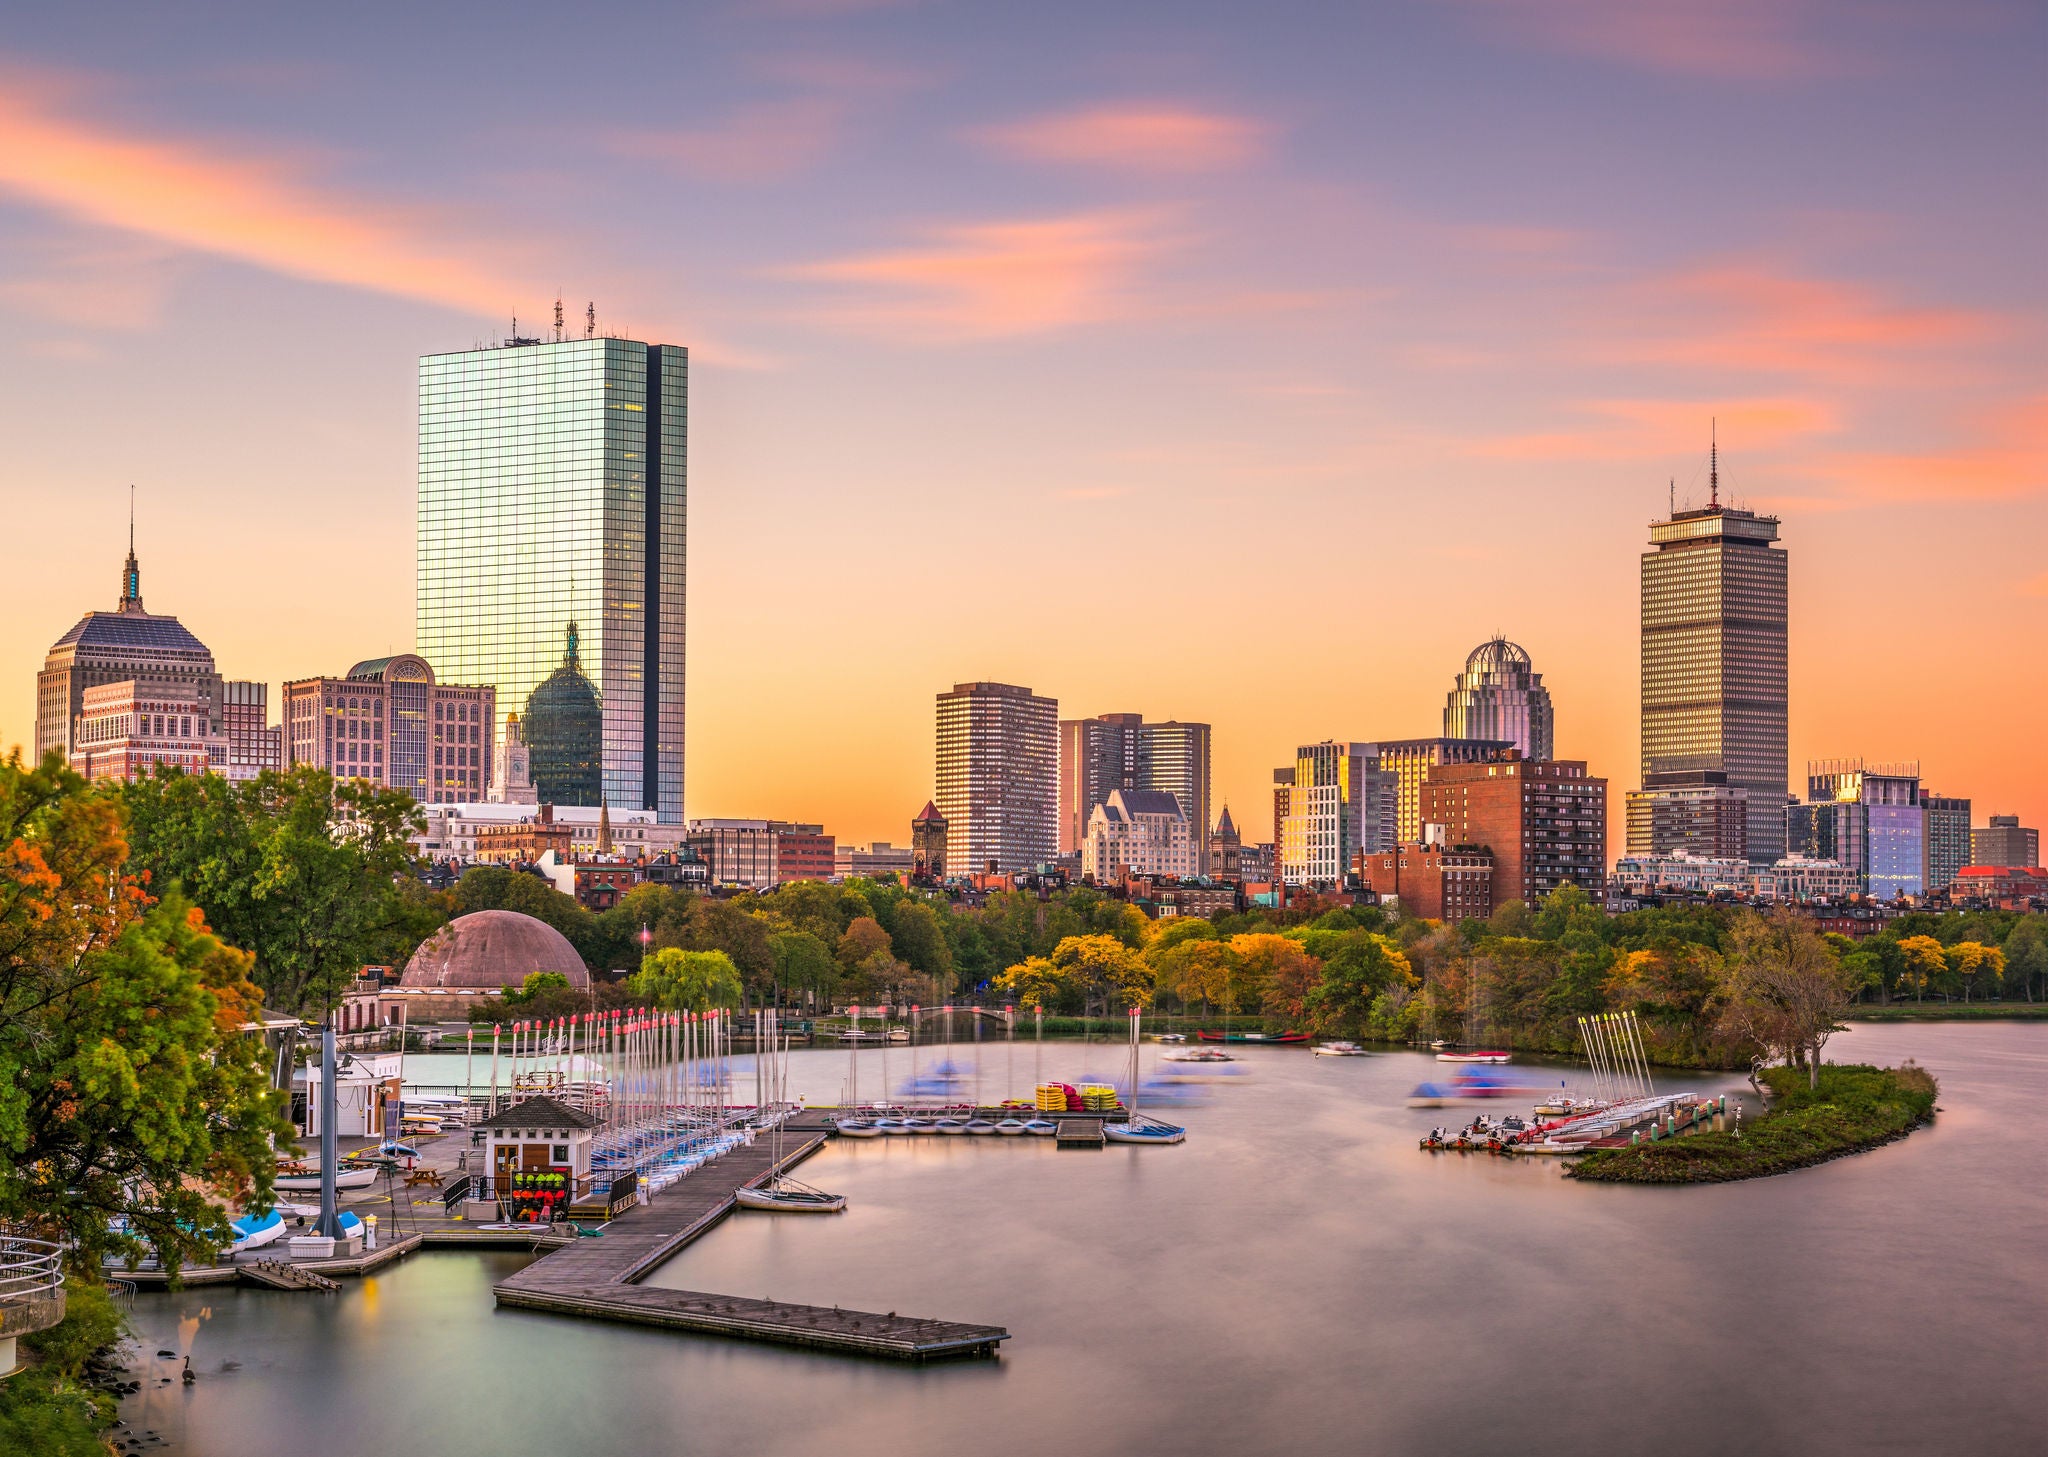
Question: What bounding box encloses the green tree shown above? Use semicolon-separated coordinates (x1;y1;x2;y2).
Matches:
889;899;956;990
2002;917;2048;1002
121;765;430;1012
767;929;839;1006
0;753;293;1271
628;947;742;1013
837;916;893;975
505;970;572;1005
1306;934;1414;1034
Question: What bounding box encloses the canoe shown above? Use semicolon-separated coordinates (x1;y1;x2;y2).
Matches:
1196;1030;1308;1044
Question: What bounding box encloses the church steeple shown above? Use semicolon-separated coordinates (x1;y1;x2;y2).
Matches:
118;488;144;613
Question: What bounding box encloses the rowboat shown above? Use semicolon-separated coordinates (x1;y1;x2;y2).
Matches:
1435;1050;1511;1064
994;1119;1027;1136
1022;1119;1057;1136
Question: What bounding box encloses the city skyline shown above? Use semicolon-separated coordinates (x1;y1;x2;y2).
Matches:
1;3;2042;848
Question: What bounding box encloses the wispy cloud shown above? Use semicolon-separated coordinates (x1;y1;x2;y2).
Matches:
1474;396;1837;461
609;98;846;182
0;226;184;331
975;105;1269;173
1805;396;2047;504
1610;264;1991;385
1453;0;1845;80
779;210;1171;340
0;79;539;317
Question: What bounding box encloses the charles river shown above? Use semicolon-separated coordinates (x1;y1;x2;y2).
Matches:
119;1023;2046;1456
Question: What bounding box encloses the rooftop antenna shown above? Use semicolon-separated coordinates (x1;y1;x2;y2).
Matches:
1710;419;1720;508
129;483;135;555
586;301;596;338
554;296;565;342
1669;476;1675;517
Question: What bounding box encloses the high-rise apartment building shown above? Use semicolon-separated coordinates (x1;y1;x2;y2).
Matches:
1420;758;1607;906
283;654;495;801
1638;455;1786;863
1921;794;1972;894
1364;737;1511;845
417;332;686;821
1058;714;1212;873
1624;771;1748;860
1972;815;2040;869
220;680;282;783
936;682;1057;873
1277;741;1397;886
38;536;222;764
1444;638;1553;762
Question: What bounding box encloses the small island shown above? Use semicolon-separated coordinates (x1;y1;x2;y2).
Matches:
1567;1061;1938;1184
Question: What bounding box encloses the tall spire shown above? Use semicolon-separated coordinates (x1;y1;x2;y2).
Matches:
563;620;580;668
118;486;144;612
1709;419;1719;508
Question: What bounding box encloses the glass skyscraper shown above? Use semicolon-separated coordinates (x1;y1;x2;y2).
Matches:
418;335;686;821
1639;476;1786;864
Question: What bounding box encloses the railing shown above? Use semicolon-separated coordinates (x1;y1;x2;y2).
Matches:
0;1235;66;1341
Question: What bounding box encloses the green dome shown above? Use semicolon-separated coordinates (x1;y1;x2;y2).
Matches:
525;622;602;807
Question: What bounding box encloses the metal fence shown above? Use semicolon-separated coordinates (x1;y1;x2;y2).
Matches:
0;1235;66;1342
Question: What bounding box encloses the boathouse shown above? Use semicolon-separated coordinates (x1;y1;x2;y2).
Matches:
476;1096;599;1223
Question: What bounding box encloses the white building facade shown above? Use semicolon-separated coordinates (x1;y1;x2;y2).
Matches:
1083;788;1197;882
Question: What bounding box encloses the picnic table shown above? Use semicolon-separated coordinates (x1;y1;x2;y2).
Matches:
401;1168;443;1188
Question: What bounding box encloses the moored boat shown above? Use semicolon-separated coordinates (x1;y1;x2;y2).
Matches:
227;1208;286;1253
1436;1050;1512;1064
274;1165;378;1192
935;1118;967;1135
736;1180;847;1213
902;1117;937;1135
964;1118;998;1135
1022;1119;1057;1136
1162;1047;1235;1063
1313;1041;1367;1056
1105;1117;1185;1144
1196;1030;1308;1044
994;1118;1027;1136
834;1117;882;1138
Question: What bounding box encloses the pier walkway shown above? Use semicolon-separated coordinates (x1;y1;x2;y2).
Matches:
494;1130;1009;1361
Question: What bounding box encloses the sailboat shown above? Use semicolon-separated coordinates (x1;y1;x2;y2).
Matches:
1105;1008;1186;1145
835;1015;881;1137
736;1011;848;1213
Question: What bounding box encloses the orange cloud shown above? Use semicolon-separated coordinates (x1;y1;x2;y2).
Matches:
1805;396;2048;503
1454;0;1841;80
780;211;1169;339
1474;396;1837;461
1612;264;1991;385
0;79;539;318
610;98;846;182
976;105;1268;172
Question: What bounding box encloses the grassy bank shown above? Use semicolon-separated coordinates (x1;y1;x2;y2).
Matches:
1846;1003;2048;1022
1566;1062;1938;1185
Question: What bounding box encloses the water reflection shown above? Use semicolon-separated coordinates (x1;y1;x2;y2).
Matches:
123;1024;2047;1457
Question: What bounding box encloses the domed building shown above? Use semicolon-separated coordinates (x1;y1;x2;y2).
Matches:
524;622;603;807
400;909;591;991
1444;637;1554;762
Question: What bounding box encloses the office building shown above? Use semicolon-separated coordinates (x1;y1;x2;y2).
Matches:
1444;638;1553;762
936;682;1057;873
282;654;495;801
1364;738;1512;846
1420;758;1607;906
1357;844;1495;921
1921;794;1972;894
417;331;687;822
1800;761;1924;898
687;820;781;890
1277;742;1398;886
1972;815;2040;869
837;842;916;880
1638;453;1787;863
69;680;225;783
38;532;222;764
773;823;836;885
220;680;282;782
911;801;948;880
1083;788;1196;883
1058;714;1212;875
416;801;681;865
1624;771;1748;860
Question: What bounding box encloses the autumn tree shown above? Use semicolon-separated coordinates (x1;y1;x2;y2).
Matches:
1049;934;1155;1014
993;955;1075;1012
1718;909;1857;1088
0;752;292;1270
1894;935;1946;1003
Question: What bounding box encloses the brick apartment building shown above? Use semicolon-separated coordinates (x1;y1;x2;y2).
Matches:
1420;757;1607;907
1356;843;1495;921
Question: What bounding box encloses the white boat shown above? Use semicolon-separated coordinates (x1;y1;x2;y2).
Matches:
1023;1119;1057;1136
1157;1033;1187;1044
994;1118;1027;1136
834;1118;883;1138
875;1118;908;1135
934;1118;967;1135
964;1119;998;1135
1108;1008;1185;1146
902;1117;937;1135
1313;1041;1367;1056
736;1180;847;1213
227;1209;286;1253
1436;1050;1512;1064
1162;1048;1235;1064
274;1166;378;1192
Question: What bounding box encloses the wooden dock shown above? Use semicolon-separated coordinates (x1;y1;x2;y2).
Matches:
494;1132;1010;1361
1056;1118;1105;1148
239;1258;339;1293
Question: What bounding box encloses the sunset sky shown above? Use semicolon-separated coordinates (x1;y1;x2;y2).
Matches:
1;1;2042;849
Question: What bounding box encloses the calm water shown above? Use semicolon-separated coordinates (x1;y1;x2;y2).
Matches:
116;1024;2047;1456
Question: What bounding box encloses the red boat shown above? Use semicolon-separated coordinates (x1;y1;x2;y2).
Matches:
1196;1030;1309;1044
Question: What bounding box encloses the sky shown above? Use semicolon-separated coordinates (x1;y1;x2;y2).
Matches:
1;0;2043;851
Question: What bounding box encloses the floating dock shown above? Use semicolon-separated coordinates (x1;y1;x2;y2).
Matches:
493;1131;1009;1361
